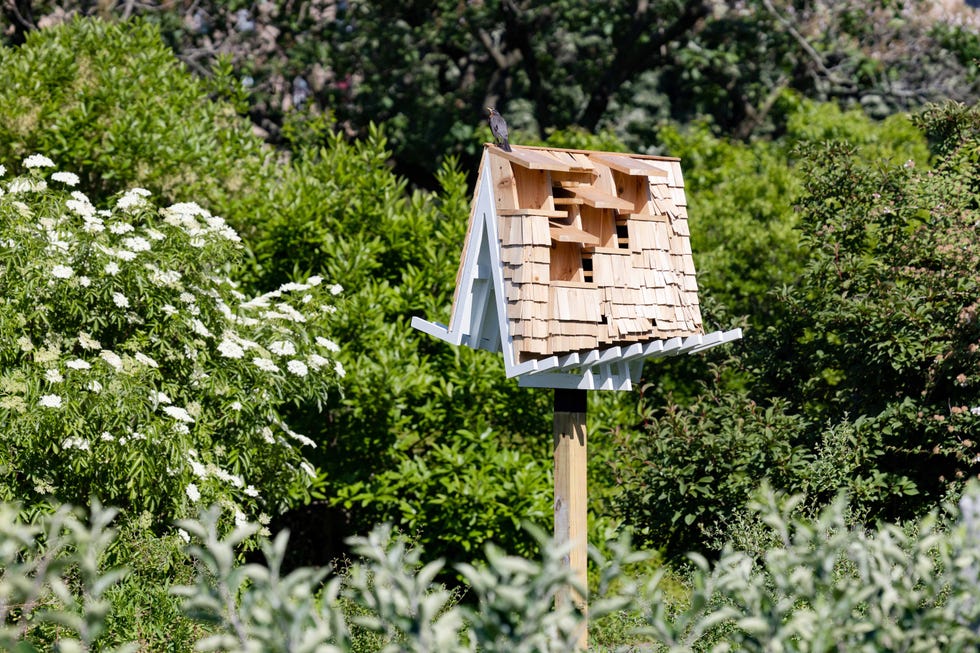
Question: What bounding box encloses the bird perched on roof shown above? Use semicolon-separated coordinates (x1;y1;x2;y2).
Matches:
486;107;512;152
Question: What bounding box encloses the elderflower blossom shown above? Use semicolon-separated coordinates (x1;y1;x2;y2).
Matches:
186;483;201;502
67;199;97;219
134;352;158;368
66;359;91;370
104;261;120;275
308;354;330;370
189;460;208;478
63;437;90;451
100;350;123;371
113;292;129;308
330;284;343;295
45;369;63;383
8;178;45;194
23;154;55;168
108;221;135;235
190;319;212;338
163;406;195;423
315;336;340;352
123;236;151;252
51;264;74;279
268;340;296;356
299;461;317;478
244;485;259;497
287;360;308;377
116;188;150;211
51;171;79;186
335;361;346;378
217;338;245;359
252;357;279;372
39;394;62;408
283;425;315;448
260;426;275;444
78;332;101;350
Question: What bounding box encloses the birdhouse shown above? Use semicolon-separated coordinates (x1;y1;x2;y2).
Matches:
411;144;741;390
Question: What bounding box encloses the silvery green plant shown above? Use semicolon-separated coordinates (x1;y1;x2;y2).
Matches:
639;482;980;652
173;513;645;653
0;155;343;525
0;500;133;652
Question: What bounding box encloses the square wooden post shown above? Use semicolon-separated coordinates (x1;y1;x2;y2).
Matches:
554;388;588;650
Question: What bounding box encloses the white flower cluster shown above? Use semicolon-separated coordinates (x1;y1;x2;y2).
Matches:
161;202;241;245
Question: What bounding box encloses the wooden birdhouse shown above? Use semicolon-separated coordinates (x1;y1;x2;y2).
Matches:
412;144;741;390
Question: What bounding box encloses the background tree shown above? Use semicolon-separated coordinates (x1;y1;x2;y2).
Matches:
3;1;977;186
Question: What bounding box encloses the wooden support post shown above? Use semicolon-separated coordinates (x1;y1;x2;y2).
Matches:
554;388;588;650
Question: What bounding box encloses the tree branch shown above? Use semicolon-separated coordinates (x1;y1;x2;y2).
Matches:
577;0;711;132
758;0;856;92
3;0;37;45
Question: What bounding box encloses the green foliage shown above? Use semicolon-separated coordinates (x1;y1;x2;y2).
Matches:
0;500;133;652
612;377;810;557
637;483;980;652
11;490;980;651
173;509;634;652
0;157;342;525
609;100;936;556
756;101;980;518
656;98;929;326
0;18;273;241
0;16;553;563
253;132;555;561
334;429;551;561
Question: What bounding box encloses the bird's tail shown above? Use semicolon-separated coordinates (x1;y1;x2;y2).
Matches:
502;138;512;152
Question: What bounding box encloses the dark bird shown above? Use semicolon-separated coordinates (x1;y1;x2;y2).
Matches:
487;107;512;152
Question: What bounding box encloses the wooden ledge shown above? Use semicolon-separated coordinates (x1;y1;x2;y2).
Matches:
489;146;571;172
498;208;569;219
556;183;633;211
590;152;670;178
550;224;600;245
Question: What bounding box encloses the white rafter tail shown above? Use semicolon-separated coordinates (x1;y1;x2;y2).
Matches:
690;328;743;353
410;317;459;345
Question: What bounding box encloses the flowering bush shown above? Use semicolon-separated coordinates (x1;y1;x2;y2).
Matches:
0;155;343;527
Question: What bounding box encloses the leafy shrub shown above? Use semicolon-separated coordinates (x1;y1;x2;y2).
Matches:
256;132;556;562
0;156;342;525
614;101;970;556
0;500;133;652
0;17;274;243
10;486;980;651
656;97;930;328
612;377;810;558
758;101;980;519
639;483;980;652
